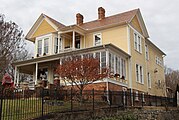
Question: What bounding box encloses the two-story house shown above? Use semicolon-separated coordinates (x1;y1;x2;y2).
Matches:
13;7;166;96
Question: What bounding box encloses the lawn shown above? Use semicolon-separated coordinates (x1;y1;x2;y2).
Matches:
1;98;71;120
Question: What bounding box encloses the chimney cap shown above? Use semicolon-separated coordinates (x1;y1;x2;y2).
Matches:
98;7;105;11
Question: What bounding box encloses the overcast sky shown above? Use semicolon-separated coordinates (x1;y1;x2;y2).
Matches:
1;0;179;70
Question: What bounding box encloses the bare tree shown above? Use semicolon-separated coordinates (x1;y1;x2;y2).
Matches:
165;66;179;92
0;14;29;81
56;56;108;102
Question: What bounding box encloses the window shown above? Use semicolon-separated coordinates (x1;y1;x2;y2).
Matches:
95;51;106;73
136;64;144;84
109;53;114;73
37;40;42;55
147;72;151;88
156;56;163;66
136;64;139;82
134;33;138;50
145;44;149;60
44;38;49;54
101;51;106;68
94;33;102;46
121;58;126;78
54;37;58;53
134;32;142;53
116;57;120;75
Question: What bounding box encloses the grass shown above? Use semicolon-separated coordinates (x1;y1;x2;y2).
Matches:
1;98;71;120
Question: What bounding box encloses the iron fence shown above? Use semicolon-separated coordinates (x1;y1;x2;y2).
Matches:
0;87;176;120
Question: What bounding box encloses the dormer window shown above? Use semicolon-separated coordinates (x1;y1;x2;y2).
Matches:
37;40;42;55
36;36;50;56
54;37;58;54
94;33;102;46
44;38;49;54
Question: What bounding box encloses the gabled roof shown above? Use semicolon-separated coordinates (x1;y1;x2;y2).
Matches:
25;13;65;41
44;14;65;28
26;8;149;41
79;9;138;30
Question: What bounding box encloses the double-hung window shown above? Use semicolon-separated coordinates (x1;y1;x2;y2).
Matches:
121;58;126;78
37;40;42;55
54;37;58;54
94;33;102;46
156;56;163;66
134;32;142;53
44;38;49;54
136;64;144;84
145;44;149;60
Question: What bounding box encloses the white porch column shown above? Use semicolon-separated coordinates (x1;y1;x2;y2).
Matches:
14;66;17;86
17;68;20;86
35;63;38;85
72;31;75;49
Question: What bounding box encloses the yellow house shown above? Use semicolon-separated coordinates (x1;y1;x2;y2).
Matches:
13;7;166;96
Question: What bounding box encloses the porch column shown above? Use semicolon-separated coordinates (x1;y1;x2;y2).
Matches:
72;31;75;49
17;68;20;86
35;63;38;85
14;66;17;86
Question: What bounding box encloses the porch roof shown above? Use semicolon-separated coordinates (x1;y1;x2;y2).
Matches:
13;43;130;67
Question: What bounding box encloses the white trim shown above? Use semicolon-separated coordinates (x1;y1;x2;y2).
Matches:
72;31;75;49
127;25;131;55
128;58;132;88
35;63;38;85
14;66;17;85
30;18;44;38
128;24;144;39
63;78;128;87
44;17;58;31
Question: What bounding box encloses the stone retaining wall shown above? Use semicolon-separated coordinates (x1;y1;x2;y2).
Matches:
34;107;179;120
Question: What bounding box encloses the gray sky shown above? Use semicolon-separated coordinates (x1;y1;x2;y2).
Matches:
1;0;179;70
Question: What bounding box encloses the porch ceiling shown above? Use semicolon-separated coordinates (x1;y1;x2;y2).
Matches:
19;64;35;75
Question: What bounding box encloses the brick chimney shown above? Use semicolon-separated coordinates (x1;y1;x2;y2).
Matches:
76;13;83;25
98;7;105;20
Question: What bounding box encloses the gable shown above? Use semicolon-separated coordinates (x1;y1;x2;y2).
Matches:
131;15;143;34
32;19;56;38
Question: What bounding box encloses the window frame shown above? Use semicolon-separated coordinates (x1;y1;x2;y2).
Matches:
136;64;144;84
44;38;49;54
145;44;149;60
93;33;102;46
147;72;151;88
37;39;42;55
134;32;142;53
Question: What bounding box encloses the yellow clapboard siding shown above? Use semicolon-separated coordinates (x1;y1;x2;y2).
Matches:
32;19;56;38
131;15;143;34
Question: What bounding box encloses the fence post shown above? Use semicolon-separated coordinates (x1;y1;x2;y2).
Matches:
0;87;4;120
141;93;143;107
133;91;135;107
41;88;44;120
70;87;73;111
92;89;94;111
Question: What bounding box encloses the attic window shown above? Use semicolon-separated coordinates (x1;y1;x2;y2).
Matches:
94;33;102;46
